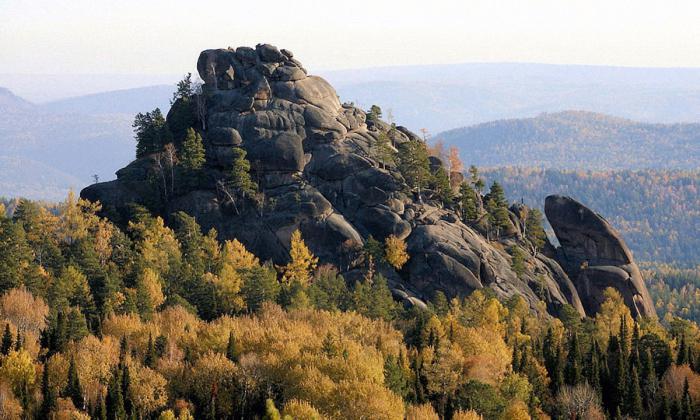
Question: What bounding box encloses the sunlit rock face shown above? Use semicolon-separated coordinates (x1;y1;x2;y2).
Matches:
83;44;662;318
545;195;656;318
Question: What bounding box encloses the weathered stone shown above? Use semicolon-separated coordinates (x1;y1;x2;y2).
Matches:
545;195;656;318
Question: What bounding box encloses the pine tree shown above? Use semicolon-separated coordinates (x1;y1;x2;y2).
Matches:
681;378;692;420
485;181;510;237
40;363;56;418
374;132;395;169
1;323;12;355
144;333;156;368
430;165;453;204
524;208;547;253
510;246;527;277
134;108;171;158
398;140;431;201
64;355;84;410
459;182;479;222
106;367;126;420
180;128;206;171
587;340;602;392
624;366;643;418
677;334;690;365
230;147;257;197
97;394;108;420
226;330;238;362
565;332;583;385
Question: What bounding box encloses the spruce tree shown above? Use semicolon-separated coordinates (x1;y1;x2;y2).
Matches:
1;323;12;355
485;181;510;237
680;378;693;420
226;330;238;362
14;331;21;351
106;368;126;420
397;140;431;201
134;108;171;158
624;366;643;418
97;394;108;420
459;182;479;222
64;355;84;410
144;333;156;368
524;208;547;253
230;147;257;197
181;128;206;171
564;332;583;385
677;335;690;365
40;363;56;418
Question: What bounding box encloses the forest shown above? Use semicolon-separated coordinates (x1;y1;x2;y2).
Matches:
481;167;700;266
0;193;699;419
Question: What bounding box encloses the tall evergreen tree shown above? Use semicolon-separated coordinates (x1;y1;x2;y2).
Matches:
484;181;510;237
1;323;12;355
64;355;84;410
144;333;156;368
133;108;171;158
397;140;431;201
564;332;583;385
106;367;126;420
226;330;238;362
459;182;479;223
180;128;206;171
40;363;56;418
624;365;643;418
230;147;257;197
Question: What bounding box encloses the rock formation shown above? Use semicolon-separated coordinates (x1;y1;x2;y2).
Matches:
545;195;656;318
82;43;650;319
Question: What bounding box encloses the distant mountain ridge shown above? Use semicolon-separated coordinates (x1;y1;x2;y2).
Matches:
438;110;700;170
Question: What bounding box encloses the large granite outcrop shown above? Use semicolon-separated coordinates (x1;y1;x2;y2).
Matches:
545;195;656;318
83;44;651;318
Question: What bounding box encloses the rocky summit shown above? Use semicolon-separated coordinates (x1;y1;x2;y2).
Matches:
82;43;654;318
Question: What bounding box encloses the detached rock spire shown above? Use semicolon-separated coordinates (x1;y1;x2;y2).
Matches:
545;195;656;318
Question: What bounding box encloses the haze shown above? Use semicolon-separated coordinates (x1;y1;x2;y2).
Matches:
3;0;700;77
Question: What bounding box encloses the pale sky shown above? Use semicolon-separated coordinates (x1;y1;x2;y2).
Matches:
2;0;700;75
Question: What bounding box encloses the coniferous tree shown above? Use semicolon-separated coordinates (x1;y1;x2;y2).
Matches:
144;333;156;368
677;335;690;365
1;323;12;355
180;128;206;171
430;166;453;204
97;394;108;420
40;363;56;418
564;332;583;385
398;140;431;201
13;331;21;351
106;367;126;420
624;365;643;418
134;108;171;158
226;330;238;362
459;182;479;223
524;208;547;253
64;355;84;410
510;246;527;277
641;348;657;410
681;378;692;420
484;181;510;237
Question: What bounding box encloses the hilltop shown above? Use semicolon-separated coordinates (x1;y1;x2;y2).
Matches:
438;111;700;170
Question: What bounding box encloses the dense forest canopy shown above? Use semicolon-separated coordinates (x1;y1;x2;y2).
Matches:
481;167;700;267
0;193;699;420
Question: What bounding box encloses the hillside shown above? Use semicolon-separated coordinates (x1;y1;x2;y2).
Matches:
482;167;700;266
438;111;700;170
0;87;167;199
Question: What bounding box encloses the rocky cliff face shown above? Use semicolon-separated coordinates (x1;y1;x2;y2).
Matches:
82;43;653;319
545;195;656;318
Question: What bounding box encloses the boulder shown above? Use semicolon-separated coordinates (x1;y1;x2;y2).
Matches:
545;195;656;318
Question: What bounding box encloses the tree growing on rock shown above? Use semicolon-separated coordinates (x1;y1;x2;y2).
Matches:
133;108;171;158
459;182;479;223
180;128;205;171
485;181;511;238
384;235;409;270
398;141;431;201
525;208;547;254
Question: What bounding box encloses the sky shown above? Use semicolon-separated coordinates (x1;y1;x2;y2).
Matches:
2;0;700;76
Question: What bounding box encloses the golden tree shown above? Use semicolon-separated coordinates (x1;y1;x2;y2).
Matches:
281;230;318;285
221;239;259;270
384;235;409;270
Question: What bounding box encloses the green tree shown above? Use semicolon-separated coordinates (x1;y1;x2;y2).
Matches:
242;265;281;312
398;140;431;201
180;128;206;171
134;108;171;158
459;182;479;223
564;332;583;386
1;323;12;355
624;365;643;418
485;181;510;237
525;208;547;253
469;165;485;192
510;246;526;277
430;165;453;204
64;355;84;410
0;219;33;293
366;105;382;124
374;132;395;169
226;331;238;362
230;147;257;197
40;362;56;419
